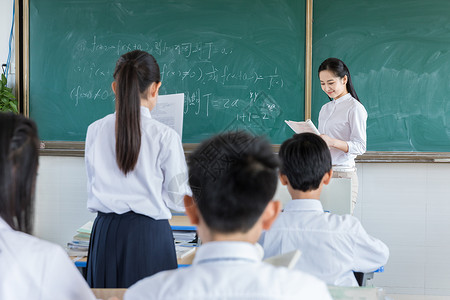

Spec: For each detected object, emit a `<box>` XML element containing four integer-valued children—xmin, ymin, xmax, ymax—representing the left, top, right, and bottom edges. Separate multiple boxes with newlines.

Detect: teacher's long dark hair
<box><xmin>113</xmin><ymin>50</ymin><xmax>161</xmax><ymax>174</ymax></box>
<box><xmin>318</xmin><ymin>58</ymin><xmax>360</xmax><ymax>102</ymax></box>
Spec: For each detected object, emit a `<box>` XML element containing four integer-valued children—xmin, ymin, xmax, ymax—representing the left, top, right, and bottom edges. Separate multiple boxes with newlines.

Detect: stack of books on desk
<box><xmin>173</xmin><ymin>230</ymin><xmax>197</xmax><ymax>245</ymax></box>
<box><xmin>67</xmin><ymin>221</ymin><xmax>93</xmax><ymax>257</ymax></box>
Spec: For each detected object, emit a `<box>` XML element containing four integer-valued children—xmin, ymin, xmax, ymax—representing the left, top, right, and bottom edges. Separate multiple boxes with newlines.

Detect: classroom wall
<box><xmin>0</xmin><ymin>0</ymin><xmax>15</xmax><ymax>87</ymax></box>
<box><xmin>0</xmin><ymin>1</ymin><xmax>13</xmax><ymax>64</ymax></box>
<box><xmin>34</xmin><ymin>156</ymin><xmax>450</xmax><ymax>296</ymax></box>
<box><xmin>4</xmin><ymin>1</ymin><xmax>450</xmax><ymax>296</ymax></box>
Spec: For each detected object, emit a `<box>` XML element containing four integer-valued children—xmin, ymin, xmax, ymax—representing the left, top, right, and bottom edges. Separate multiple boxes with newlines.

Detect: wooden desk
<box><xmin>327</xmin><ymin>286</ymin><xmax>385</xmax><ymax>300</ymax></box>
<box><xmin>90</xmin><ymin>286</ymin><xmax>384</xmax><ymax>300</ymax></box>
<box><xmin>169</xmin><ymin>214</ymin><xmax>196</xmax><ymax>230</ymax></box>
<box><xmin>92</xmin><ymin>288</ymin><xmax>126</xmax><ymax>300</ymax></box>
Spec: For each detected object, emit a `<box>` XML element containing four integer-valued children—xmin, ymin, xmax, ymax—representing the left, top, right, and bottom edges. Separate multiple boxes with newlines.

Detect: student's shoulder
<box><xmin>125</xmin><ymin>268</ymin><xmax>182</xmax><ymax>299</ymax></box>
<box><xmin>327</xmin><ymin>213</ymin><xmax>365</xmax><ymax>233</ymax></box>
<box><xmin>143</xmin><ymin>118</ymin><xmax>181</xmax><ymax>144</ymax></box>
<box><xmin>264</xmin><ymin>265</ymin><xmax>331</xmax><ymax>298</ymax></box>
<box><xmin>87</xmin><ymin>113</ymin><xmax>115</xmax><ymax>133</ymax></box>
<box><xmin>5</xmin><ymin>229</ymin><xmax>68</xmax><ymax>265</ymax></box>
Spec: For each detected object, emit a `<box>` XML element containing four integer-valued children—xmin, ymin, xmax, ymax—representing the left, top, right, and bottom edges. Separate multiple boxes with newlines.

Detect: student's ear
<box><xmin>279</xmin><ymin>173</ymin><xmax>289</xmax><ymax>186</ymax></box>
<box><xmin>342</xmin><ymin>75</ymin><xmax>348</xmax><ymax>85</ymax></box>
<box><xmin>111</xmin><ymin>81</ymin><xmax>117</xmax><ymax>95</ymax></box>
<box><xmin>184</xmin><ymin>195</ymin><xmax>200</xmax><ymax>225</ymax></box>
<box><xmin>323</xmin><ymin>169</ymin><xmax>333</xmax><ymax>186</ymax></box>
<box><xmin>150</xmin><ymin>81</ymin><xmax>162</xmax><ymax>97</ymax></box>
<box><xmin>261</xmin><ymin>200</ymin><xmax>281</xmax><ymax>230</ymax></box>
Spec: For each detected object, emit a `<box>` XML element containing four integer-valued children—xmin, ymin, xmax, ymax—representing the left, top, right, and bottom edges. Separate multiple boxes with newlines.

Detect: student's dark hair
<box><xmin>279</xmin><ymin>133</ymin><xmax>332</xmax><ymax>192</ymax></box>
<box><xmin>187</xmin><ymin>130</ymin><xmax>279</xmax><ymax>234</ymax></box>
<box><xmin>113</xmin><ymin>50</ymin><xmax>161</xmax><ymax>175</ymax></box>
<box><xmin>0</xmin><ymin>113</ymin><xmax>39</xmax><ymax>234</ymax></box>
<box><xmin>318</xmin><ymin>57</ymin><xmax>360</xmax><ymax>102</ymax></box>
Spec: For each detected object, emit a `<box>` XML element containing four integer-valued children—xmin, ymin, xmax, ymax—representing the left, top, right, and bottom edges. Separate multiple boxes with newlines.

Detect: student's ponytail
<box><xmin>115</xmin><ymin>61</ymin><xmax>142</xmax><ymax>175</ymax></box>
<box><xmin>318</xmin><ymin>58</ymin><xmax>360</xmax><ymax>102</ymax></box>
<box><xmin>113</xmin><ymin>50</ymin><xmax>161</xmax><ymax>175</ymax></box>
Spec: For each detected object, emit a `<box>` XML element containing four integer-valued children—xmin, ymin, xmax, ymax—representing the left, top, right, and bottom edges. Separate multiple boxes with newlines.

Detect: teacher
<box><xmin>317</xmin><ymin>58</ymin><xmax>367</xmax><ymax>213</ymax></box>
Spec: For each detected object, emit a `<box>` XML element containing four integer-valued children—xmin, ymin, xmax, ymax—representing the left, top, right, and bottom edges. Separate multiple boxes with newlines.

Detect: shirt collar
<box><xmin>140</xmin><ymin>106</ymin><xmax>152</xmax><ymax>118</ymax></box>
<box><xmin>0</xmin><ymin>217</ymin><xmax>13</xmax><ymax>232</ymax></box>
<box><xmin>113</xmin><ymin>106</ymin><xmax>152</xmax><ymax>118</ymax></box>
<box><xmin>333</xmin><ymin>93</ymin><xmax>352</xmax><ymax>103</ymax></box>
<box><xmin>193</xmin><ymin>241</ymin><xmax>264</xmax><ymax>265</ymax></box>
<box><xmin>283</xmin><ymin>199</ymin><xmax>324</xmax><ymax>212</ymax></box>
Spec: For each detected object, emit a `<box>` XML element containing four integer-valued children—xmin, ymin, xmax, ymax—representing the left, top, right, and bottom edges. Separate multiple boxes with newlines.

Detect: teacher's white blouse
<box><xmin>318</xmin><ymin>93</ymin><xmax>367</xmax><ymax>168</ymax></box>
<box><xmin>0</xmin><ymin>218</ymin><xmax>96</xmax><ymax>300</ymax></box>
<box><xmin>85</xmin><ymin>106</ymin><xmax>190</xmax><ymax>219</ymax></box>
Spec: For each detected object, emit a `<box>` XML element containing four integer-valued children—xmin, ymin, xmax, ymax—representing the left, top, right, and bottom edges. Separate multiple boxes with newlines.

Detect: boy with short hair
<box><xmin>261</xmin><ymin>132</ymin><xmax>389</xmax><ymax>286</ymax></box>
<box><xmin>125</xmin><ymin>131</ymin><xmax>332</xmax><ymax>299</ymax></box>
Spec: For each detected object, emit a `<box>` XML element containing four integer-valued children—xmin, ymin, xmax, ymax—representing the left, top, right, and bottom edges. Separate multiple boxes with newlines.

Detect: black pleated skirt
<box><xmin>86</xmin><ymin>211</ymin><xmax>178</xmax><ymax>288</ymax></box>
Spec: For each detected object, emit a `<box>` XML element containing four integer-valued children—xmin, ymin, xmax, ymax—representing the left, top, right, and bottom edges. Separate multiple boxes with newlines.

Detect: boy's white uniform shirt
<box><xmin>125</xmin><ymin>241</ymin><xmax>332</xmax><ymax>300</ymax></box>
<box><xmin>261</xmin><ymin>199</ymin><xmax>389</xmax><ymax>286</ymax></box>
<box><xmin>85</xmin><ymin>106</ymin><xmax>191</xmax><ymax>219</ymax></box>
<box><xmin>0</xmin><ymin>218</ymin><xmax>96</xmax><ymax>300</ymax></box>
<box><xmin>318</xmin><ymin>93</ymin><xmax>367</xmax><ymax>169</ymax></box>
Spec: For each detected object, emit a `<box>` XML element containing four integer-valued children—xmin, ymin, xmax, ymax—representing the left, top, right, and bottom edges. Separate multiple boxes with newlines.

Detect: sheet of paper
<box><xmin>284</xmin><ymin>119</ymin><xmax>320</xmax><ymax>135</ymax></box>
<box><xmin>152</xmin><ymin>93</ymin><xmax>185</xmax><ymax>138</ymax></box>
<box><xmin>263</xmin><ymin>250</ymin><xmax>301</xmax><ymax>269</ymax></box>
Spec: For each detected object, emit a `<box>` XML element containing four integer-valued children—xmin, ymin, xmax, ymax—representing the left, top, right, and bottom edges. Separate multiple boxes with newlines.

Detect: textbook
<box><xmin>263</xmin><ymin>250</ymin><xmax>301</xmax><ymax>269</ymax></box>
<box><xmin>284</xmin><ymin>119</ymin><xmax>320</xmax><ymax>135</ymax></box>
<box><xmin>66</xmin><ymin>221</ymin><xmax>93</xmax><ymax>258</ymax></box>
<box><xmin>77</xmin><ymin>221</ymin><xmax>93</xmax><ymax>234</ymax></box>
<box><xmin>175</xmin><ymin>245</ymin><xmax>196</xmax><ymax>259</ymax></box>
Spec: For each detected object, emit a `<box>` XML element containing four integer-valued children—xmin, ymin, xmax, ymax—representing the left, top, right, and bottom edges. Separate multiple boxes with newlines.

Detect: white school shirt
<box><xmin>261</xmin><ymin>200</ymin><xmax>389</xmax><ymax>286</ymax></box>
<box><xmin>125</xmin><ymin>241</ymin><xmax>332</xmax><ymax>300</ymax></box>
<box><xmin>318</xmin><ymin>93</ymin><xmax>367</xmax><ymax>168</ymax></box>
<box><xmin>0</xmin><ymin>218</ymin><xmax>96</xmax><ymax>300</ymax></box>
<box><xmin>85</xmin><ymin>106</ymin><xmax>190</xmax><ymax>219</ymax></box>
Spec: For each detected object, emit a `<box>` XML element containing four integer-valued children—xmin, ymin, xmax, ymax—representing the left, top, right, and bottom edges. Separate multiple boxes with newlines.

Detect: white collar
<box><xmin>193</xmin><ymin>241</ymin><xmax>264</xmax><ymax>265</ymax></box>
<box><xmin>283</xmin><ymin>199</ymin><xmax>324</xmax><ymax>212</ymax></box>
<box><xmin>332</xmin><ymin>93</ymin><xmax>352</xmax><ymax>103</ymax></box>
<box><xmin>140</xmin><ymin>106</ymin><xmax>152</xmax><ymax>118</ymax></box>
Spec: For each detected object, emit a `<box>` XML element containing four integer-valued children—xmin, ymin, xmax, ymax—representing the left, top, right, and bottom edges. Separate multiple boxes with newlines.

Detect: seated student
<box><xmin>0</xmin><ymin>113</ymin><xmax>96</xmax><ymax>300</ymax></box>
<box><xmin>125</xmin><ymin>131</ymin><xmax>332</xmax><ymax>300</ymax></box>
<box><xmin>261</xmin><ymin>132</ymin><xmax>389</xmax><ymax>286</ymax></box>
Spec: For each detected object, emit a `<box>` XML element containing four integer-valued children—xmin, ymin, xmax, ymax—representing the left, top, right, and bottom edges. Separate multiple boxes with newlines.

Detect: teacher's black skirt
<box><xmin>86</xmin><ymin>211</ymin><xmax>177</xmax><ymax>288</ymax></box>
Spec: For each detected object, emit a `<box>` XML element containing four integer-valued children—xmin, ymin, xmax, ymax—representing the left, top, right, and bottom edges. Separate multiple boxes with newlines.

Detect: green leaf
<box><xmin>4</xmin><ymin>91</ymin><xmax>14</xmax><ymax>99</ymax></box>
<box><xmin>10</xmin><ymin>102</ymin><xmax>18</xmax><ymax>113</ymax></box>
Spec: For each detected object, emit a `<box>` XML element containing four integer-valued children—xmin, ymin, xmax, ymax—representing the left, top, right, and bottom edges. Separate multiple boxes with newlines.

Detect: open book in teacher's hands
<box><xmin>284</xmin><ymin>119</ymin><xmax>320</xmax><ymax>135</ymax></box>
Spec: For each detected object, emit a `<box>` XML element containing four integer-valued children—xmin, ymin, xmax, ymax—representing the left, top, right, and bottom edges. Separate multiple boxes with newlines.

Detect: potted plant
<box><xmin>0</xmin><ymin>73</ymin><xmax>18</xmax><ymax>113</ymax></box>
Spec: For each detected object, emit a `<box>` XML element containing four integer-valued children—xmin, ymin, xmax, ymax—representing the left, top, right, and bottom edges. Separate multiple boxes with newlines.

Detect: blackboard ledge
<box><xmin>39</xmin><ymin>142</ymin><xmax>450</xmax><ymax>163</ymax></box>
<box><xmin>356</xmin><ymin>151</ymin><xmax>450</xmax><ymax>163</ymax></box>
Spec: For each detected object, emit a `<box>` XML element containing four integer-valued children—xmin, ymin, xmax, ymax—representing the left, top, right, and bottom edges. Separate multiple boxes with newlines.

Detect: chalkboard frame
<box><xmin>23</xmin><ymin>0</ymin><xmax>313</xmax><ymax>147</ymax></box>
<box><xmin>17</xmin><ymin>0</ymin><xmax>450</xmax><ymax>161</ymax></box>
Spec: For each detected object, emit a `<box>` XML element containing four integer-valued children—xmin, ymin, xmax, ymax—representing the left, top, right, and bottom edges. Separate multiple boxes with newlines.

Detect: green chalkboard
<box><xmin>29</xmin><ymin>0</ymin><xmax>305</xmax><ymax>143</ymax></box>
<box><xmin>312</xmin><ymin>0</ymin><xmax>450</xmax><ymax>152</ymax></box>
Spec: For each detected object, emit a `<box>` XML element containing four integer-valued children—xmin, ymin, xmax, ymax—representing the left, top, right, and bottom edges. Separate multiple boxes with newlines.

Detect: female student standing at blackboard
<box><xmin>0</xmin><ymin>113</ymin><xmax>96</xmax><ymax>300</ymax></box>
<box><xmin>85</xmin><ymin>50</ymin><xmax>190</xmax><ymax>288</ymax></box>
<box><xmin>317</xmin><ymin>58</ymin><xmax>367</xmax><ymax>213</ymax></box>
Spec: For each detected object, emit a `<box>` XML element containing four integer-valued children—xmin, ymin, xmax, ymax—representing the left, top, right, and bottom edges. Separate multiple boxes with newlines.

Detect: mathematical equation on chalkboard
<box><xmin>69</xmin><ymin>35</ymin><xmax>285</xmax><ymax>131</ymax></box>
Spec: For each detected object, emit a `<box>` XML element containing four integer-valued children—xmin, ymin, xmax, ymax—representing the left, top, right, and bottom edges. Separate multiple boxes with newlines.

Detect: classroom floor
<box><xmin>386</xmin><ymin>295</ymin><xmax>450</xmax><ymax>300</ymax></box>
